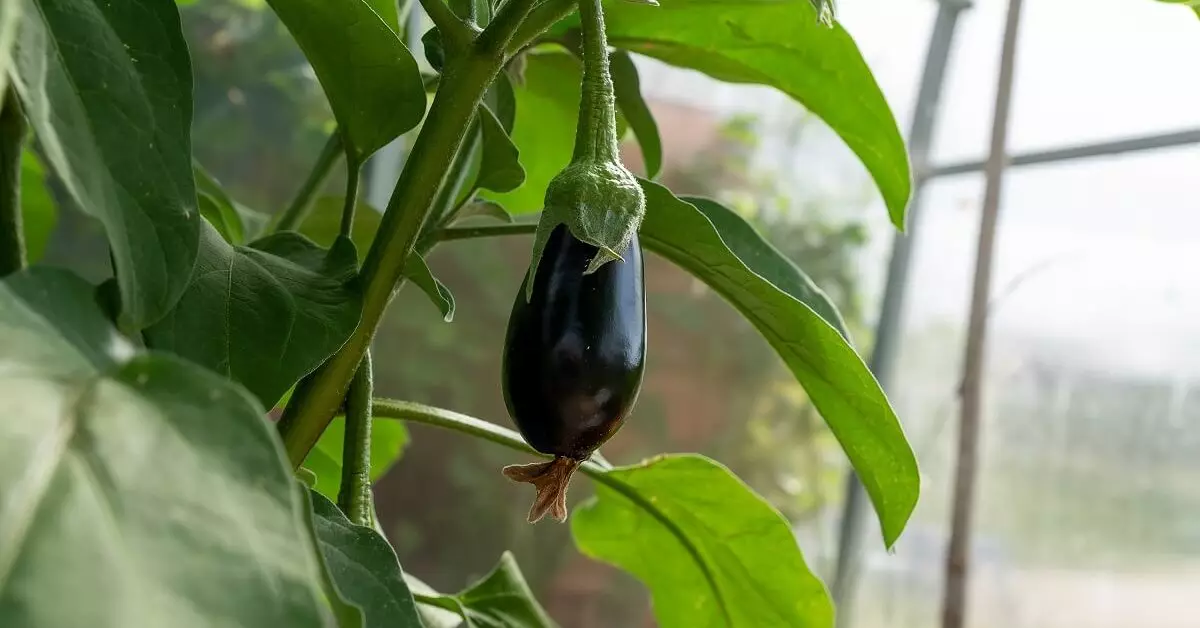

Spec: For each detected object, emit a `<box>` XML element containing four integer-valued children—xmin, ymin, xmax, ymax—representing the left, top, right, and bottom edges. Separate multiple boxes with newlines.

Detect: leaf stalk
<box><xmin>275</xmin><ymin>132</ymin><xmax>342</xmax><ymax>233</ymax></box>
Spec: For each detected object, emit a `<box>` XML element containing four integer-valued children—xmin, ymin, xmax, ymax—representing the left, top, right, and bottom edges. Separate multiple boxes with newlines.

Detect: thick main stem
<box><xmin>572</xmin><ymin>0</ymin><xmax>618</xmax><ymax>164</ymax></box>
<box><xmin>0</xmin><ymin>86</ymin><xmax>26</xmax><ymax>276</ymax></box>
<box><xmin>338</xmin><ymin>352</ymin><xmax>374</xmax><ymax>527</ymax></box>
<box><xmin>277</xmin><ymin>0</ymin><xmax>541</xmax><ymax>467</ymax></box>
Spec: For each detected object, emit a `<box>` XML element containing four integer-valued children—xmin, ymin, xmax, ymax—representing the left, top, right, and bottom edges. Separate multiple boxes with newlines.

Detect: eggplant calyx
<box><xmin>502</xmin><ymin>456</ymin><xmax>584</xmax><ymax>523</ymax></box>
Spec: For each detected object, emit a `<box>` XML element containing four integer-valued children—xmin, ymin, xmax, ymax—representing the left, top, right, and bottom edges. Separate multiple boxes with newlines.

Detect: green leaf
<box><xmin>572</xmin><ymin>455</ymin><xmax>831</xmax><ymax>628</ymax></box>
<box><xmin>639</xmin><ymin>182</ymin><xmax>917</xmax><ymax>546</ymax></box>
<box><xmin>680</xmin><ymin>196</ymin><xmax>849</xmax><ymax>341</ymax></box>
<box><xmin>364</xmin><ymin>0</ymin><xmax>401</xmax><ymax>34</ymax></box>
<box><xmin>486</xmin><ymin>74</ymin><xmax>517</xmax><ymax>133</ymax></box>
<box><xmin>414</xmin><ymin>552</ymin><xmax>558</xmax><ymax>628</ymax></box>
<box><xmin>308</xmin><ymin>490</ymin><xmax>424</xmax><ymax>628</ymax></box>
<box><xmin>475</xmin><ymin>104</ymin><xmax>526</xmax><ymax>193</ymax></box>
<box><xmin>404</xmin><ymin>252</ymin><xmax>456</xmax><ymax>322</ymax></box>
<box><xmin>194</xmin><ymin>163</ymin><xmax>270</xmax><ymax>244</ymax></box>
<box><xmin>305</xmin><ymin>416</ymin><xmax>410</xmax><ymax>502</ymax></box>
<box><xmin>610</xmin><ymin>51</ymin><xmax>662</xmax><ymax>179</ymax></box>
<box><xmin>144</xmin><ymin>223</ymin><xmax>364</xmax><ymax>408</ymax></box>
<box><xmin>298</xmin><ymin>197</ymin><xmax>454</xmax><ymax>322</ymax></box>
<box><xmin>12</xmin><ymin>0</ymin><xmax>201</xmax><ymax>328</ymax></box>
<box><xmin>0</xmin><ymin>267</ymin><xmax>329</xmax><ymax>627</ymax></box>
<box><xmin>0</xmin><ymin>0</ymin><xmax>17</xmax><ymax>100</ymax></box>
<box><xmin>578</xmin><ymin>0</ymin><xmax>911</xmax><ymax>228</ymax></box>
<box><xmin>20</xmin><ymin>150</ymin><xmax>55</xmax><ymax>263</ymax></box>
<box><xmin>267</xmin><ymin>0</ymin><xmax>425</xmax><ymax>160</ymax></box>
<box><xmin>455</xmin><ymin>200</ymin><xmax>513</xmax><ymax>224</ymax></box>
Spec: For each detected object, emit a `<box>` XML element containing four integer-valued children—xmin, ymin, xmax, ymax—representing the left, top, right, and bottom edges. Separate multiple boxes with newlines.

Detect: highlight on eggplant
<box><xmin>501</xmin><ymin>224</ymin><xmax>646</xmax><ymax>523</ymax></box>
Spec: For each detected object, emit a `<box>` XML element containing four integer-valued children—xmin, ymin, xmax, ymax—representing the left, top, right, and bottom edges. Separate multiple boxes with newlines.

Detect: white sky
<box><xmin>640</xmin><ymin>0</ymin><xmax>1200</xmax><ymax>378</ymax></box>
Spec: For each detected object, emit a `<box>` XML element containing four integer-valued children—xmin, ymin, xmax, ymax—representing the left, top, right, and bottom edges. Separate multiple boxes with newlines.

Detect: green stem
<box><xmin>572</xmin><ymin>0</ymin><xmax>618</xmax><ymax>164</ymax></box>
<box><xmin>508</xmin><ymin>0</ymin><xmax>578</xmax><ymax>55</ymax></box>
<box><xmin>430</xmin><ymin>117</ymin><xmax>480</xmax><ymax>228</ymax></box>
<box><xmin>338</xmin><ymin>352</ymin><xmax>374</xmax><ymax>526</ymax></box>
<box><xmin>436</xmin><ymin>222</ymin><xmax>535</xmax><ymax>242</ymax></box>
<box><xmin>277</xmin><ymin>0</ymin><xmax>541</xmax><ymax>468</ymax></box>
<box><xmin>0</xmin><ymin>86</ymin><xmax>26</xmax><ymax>276</ymax></box>
<box><xmin>339</xmin><ymin>156</ymin><xmax>362</xmax><ymax>239</ymax></box>
<box><xmin>420</xmin><ymin>0</ymin><xmax>473</xmax><ymax>52</ymax></box>
<box><xmin>275</xmin><ymin>132</ymin><xmax>342</xmax><ymax>233</ymax></box>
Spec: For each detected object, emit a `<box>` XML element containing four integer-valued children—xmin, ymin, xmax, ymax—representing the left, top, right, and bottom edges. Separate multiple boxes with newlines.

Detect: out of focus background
<box><xmin>42</xmin><ymin>0</ymin><xmax>1200</xmax><ymax>626</ymax></box>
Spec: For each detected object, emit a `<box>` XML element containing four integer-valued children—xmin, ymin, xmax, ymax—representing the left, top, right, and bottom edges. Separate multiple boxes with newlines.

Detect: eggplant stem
<box><xmin>502</xmin><ymin>456</ymin><xmax>582</xmax><ymax>523</ymax></box>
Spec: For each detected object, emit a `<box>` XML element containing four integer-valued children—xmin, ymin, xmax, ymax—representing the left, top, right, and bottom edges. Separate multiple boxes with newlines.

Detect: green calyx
<box><xmin>522</xmin><ymin>0</ymin><xmax>645</xmax><ymax>300</ymax></box>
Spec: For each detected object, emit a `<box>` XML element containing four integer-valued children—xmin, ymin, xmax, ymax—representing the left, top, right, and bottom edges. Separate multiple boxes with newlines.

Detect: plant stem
<box><xmin>277</xmin><ymin>0</ymin><xmax>541</xmax><ymax>468</ymax></box>
<box><xmin>339</xmin><ymin>157</ymin><xmax>362</xmax><ymax>239</ymax></box>
<box><xmin>430</xmin><ymin>117</ymin><xmax>480</xmax><ymax>227</ymax></box>
<box><xmin>0</xmin><ymin>86</ymin><xmax>26</xmax><ymax>277</ymax></box>
<box><xmin>275</xmin><ymin>132</ymin><xmax>341</xmax><ymax>233</ymax></box>
<box><xmin>508</xmin><ymin>0</ymin><xmax>578</xmax><ymax>55</ymax></box>
<box><xmin>420</xmin><ymin>0</ymin><xmax>473</xmax><ymax>52</ymax></box>
<box><xmin>338</xmin><ymin>352</ymin><xmax>374</xmax><ymax>527</ymax></box>
<box><xmin>572</xmin><ymin>0</ymin><xmax>618</xmax><ymax>164</ymax></box>
<box><xmin>436</xmin><ymin>222</ymin><xmax>535</xmax><ymax>242</ymax></box>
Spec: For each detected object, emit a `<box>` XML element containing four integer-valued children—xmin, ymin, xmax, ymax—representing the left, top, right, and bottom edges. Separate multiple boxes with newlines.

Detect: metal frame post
<box><xmin>830</xmin><ymin>1</ymin><xmax>972</xmax><ymax>624</ymax></box>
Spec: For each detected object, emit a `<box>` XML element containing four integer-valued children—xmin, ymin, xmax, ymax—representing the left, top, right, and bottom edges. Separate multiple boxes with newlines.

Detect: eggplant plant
<box><xmin>0</xmin><ymin>0</ymin><xmax>919</xmax><ymax>625</ymax></box>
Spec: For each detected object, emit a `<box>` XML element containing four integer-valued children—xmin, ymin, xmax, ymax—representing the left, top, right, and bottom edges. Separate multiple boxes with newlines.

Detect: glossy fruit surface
<box><xmin>502</xmin><ymin>224</ymin><xmax>646</xmax><ymax>461</ymax></box>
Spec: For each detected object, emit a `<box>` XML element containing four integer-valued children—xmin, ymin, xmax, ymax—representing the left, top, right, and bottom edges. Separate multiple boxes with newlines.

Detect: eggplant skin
<box><xmin>503</xmin><ymin>225</ymin><xmax>647</xmax><ymax>461</ymax></box>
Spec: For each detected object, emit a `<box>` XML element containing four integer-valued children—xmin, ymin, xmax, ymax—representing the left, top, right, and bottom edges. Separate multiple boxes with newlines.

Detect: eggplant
<box><xmin>501</xmin><ymin>224</ymin><xmax>646</xmax><ymax>522</ymax></box>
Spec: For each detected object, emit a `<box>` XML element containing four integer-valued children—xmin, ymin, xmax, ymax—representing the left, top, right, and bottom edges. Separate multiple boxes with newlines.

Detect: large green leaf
<box><xmin>144</xmin><ymin>223</ymin><xmax>363</xmax><ymax>408</ymax></box>
<box><xmin>610</xmin><ymin>50</ymin><xmax>662</xmax><ymax>179</ymax></box>
<box><xmin>267</xmin><ymin>0</ymin><xmax>425</xmax><ymax>161</ymax></box>
<box><xmin>0</xmin><ymin>267</ymin><xmax>328</xmax><ymax>627</ymax></box>
<box><xmin>414</xmin><ymin>552</ymin><xmax>558</xmax><ymax>628</ymax></box>
<box><xmin>0</xmin><ymin>0</ymin><xmax>17</xmax><ymax>101</ymax></box>
<box><xmin>20</xmin><ymin>150</ymin><xmax>55</xmax><ymax>263</ymax></box>
<box><xmin>573</xmin><ymin>455</ymin><xmax>832</xmax><ymax>628</ymax></box>
<box><xmin>680</xmin><ymin>196</ymin><xmax>849</xmax><ymax>341</ymax></box>
<box><xmin>11</xmin><ymin>0</ymin><xmax>201</xmax><ymax>328</ymax></box>
<box><xmin>308</xmin><ymin>491</ymin><xmax>423</xmax><ymax>628</ymax></box>
<box><xmin>561</xmin><ymin>0</ymin><xmax>912</xmax><ymax>228</ymax></box>
<box><xmin>639</xmin><ymin>182</ymin><xmax>917</xmax><ymax>546</ymax></box>
<box><xmin>305</xmin><ymin>416</ymin><xmax>410</xmax><ymax>503</ymax></box>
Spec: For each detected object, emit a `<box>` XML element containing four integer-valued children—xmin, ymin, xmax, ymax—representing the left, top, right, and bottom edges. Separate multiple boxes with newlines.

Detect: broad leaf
<box><xmin>486</xmin><ymin>74</ymin><xmax>517</xmax><ymax>133</ymax></box>
<box><xmin>639</xmin><ymin>182</ymin><xmax>917</xmax><ymax>546</ymax></box>
<box><xmin>0</xmin><ymin>267</ymin><xmax>328</xmax><ymax>627</ymax></box>
<box><xmin>562</xmin><ymin>0</ymin><xmax>912</xmax><ymax>228</ymax></box>
<box><xmin>144</xmin><ymin>223</ymin><xmax>363</xmax><ymax>408</ymax></box>
<box><xmin>364</xmin><ymin>0</ymin><xmax>401</xmax><ymax>34</ymax></box>
<box><xmin>680</xmin><ymin>196</ymin><xmax>849</xmax><ymax>341</ymax></box>
<box><xmin>610</xmin><ymin>51</ymin><xmax>662</xmax><ymax>179</ymax></box>
<box><xmin>267</xmin><ymin>0</ymin><xmax>425</xmax><ymax>160</ymax></box>
<box><xmin>308</xmin><ymin>491</ymin><xmax>423</xmax><ymax>628</ymax></box>
<box><xmin>414</xmin><ymin>552</ymin><xmax>557</xmax><ymax>628</ymax></box>
<box><xmin>12</xmin><ymin>0</ymin><xmax>201</xmax><ymax>327</ymax></box>
<box><xmin>299</xmin><ymin>197</ymin><xmax>455</xmax><ymax>321</ymax></box>
<box><xmin>20</xmin><ymin>150</ymin><xmax>55</xmax><ymax>263</ymax></box>
<box><xmin>0</xmin><ymin>0</ymin><xmax>17</xmax><ymax>100</ymax></box>
<box><xmin>572</xmin><ymin>455</ymin><xmax>831</xmax><ymax>628</ymax></box>
<box><xmin>305</xmin><ymin>416</ymin><xmax>410</xmax><ymax>502</ymax></box>
<box><xmin>475</xmin><ymin>104</ymin><xmax>525</xmax><ymax>193</ymax></box>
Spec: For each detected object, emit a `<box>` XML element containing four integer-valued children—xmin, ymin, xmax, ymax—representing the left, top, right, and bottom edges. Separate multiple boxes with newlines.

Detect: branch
<box><xmin>275</xmin><ymin>131</ymin><xmax>342</xmax><ymax>233</ymax></box>
<box><xmin>435</xmin><ymin>222</ymin><xmax>536</xmax><ymax>242</ymax></box>
<box><xmin>277</xmin><ymin>0</ymin><xmax>543</xmax><ymax>467</ymax></box>
<box><xmin>337</xmin><ymin>352</ymin><xmax>374</xmax><ymax>527</ymax></box>
<box><xmin>419</xmin><ymin>0</ymin><xmax>473</xmax><ymax>52</ymax></box>
<box><xmin>0</xmin><ymin>86</ymin><xmax>27</xmax><ymax>276</ymax></box>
